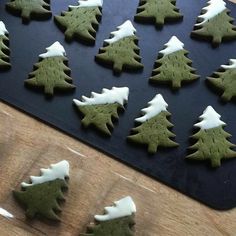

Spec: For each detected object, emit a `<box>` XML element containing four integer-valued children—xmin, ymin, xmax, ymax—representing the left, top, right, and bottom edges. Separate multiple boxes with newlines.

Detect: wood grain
<box><xmin>0</xmin><ymin>102</ymin><xmax>235</xmax><ymax>235</ymax></box>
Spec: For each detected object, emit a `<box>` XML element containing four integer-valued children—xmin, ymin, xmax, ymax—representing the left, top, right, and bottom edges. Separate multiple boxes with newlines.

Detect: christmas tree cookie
<box><xmin>95</xmin><ymin>20</ymin><xmax>143</xmax><ymax>74</ymax></box>
<box><xmin>80</xmin><ymin>196</ymin><xmax>136</xmax><ymax>236</ymax></box>
<box><xmin>25</xmin><ymin>41</ymin><xmax>76</xmax><ymax>96</ymax></box>
<box><xmin>0</xmin><ymin>21</ymin><xmax>10</xmax><ymax>70</ymax></box>
<box><xmin>5</xmin><ymin>0</ymin><xmax>51</xmax><ymax>23</ymax></box>
<box><xmin>149</xmin><ymin>36</ymin><xmax>199</xmax><ymax>90</ymax></box>
<box><xmin>127</xmin><ymin>94</ymin><xmax>178</xmax><ymax>154</ymax></box>
<box><xmin>13</xmin><ymin>160</ymin><xmax>69</xmax><ymax>221</ymax></box>
<box><xmin>73</xmin><ymin>87</ymin><xmax>129</xmax><ymax>136</ymax></box>
<box><xmin>187</xmin><ymin>106</ymin><xmax>236</xmax><ymax>167</ymax></box>
<box><xmin>54</xmin><ymin>0</ymin><xmax>103</xmax><ymax>44</ymax></box>
<box><xmin>134</xmin><ymin>0</ymin><xmax>183</xmax><ymax>27</ymax></box>
<box><xmin>207</xmin><ymin>59</ymin><xmax>236</xmax><ymax>102</ymax></box>
<box><xmin>191</xmin><ymin>0</ymin><xmax>236</xmax><ymax>47</ymax></box>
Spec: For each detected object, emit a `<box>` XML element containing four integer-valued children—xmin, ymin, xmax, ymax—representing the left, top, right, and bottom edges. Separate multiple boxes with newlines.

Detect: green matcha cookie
<box><xmin>73</xmin><ymin>87</ymin><xmax>129</xmax><ymax>136</ymax></box>
<box><xmin>25</xmin><ymin>41</ymin><xmax>76</xmax><ymax>96</ymax></box>
<box><xmin>207</xmin><ymin>59</ymin><xmax>236</xmax><ymax>102</ymax></box>
<box><xmin>149</xmin><ymin>36</ymin><xmax>199</xmax><ymax>90</ymax></box>
<box><xmin>186</xmin><ymin>106</ymin><xmax>236</xmax><ymax>167</ymax></box>
<box><xmin>95</xmin><ymin>20</ymin><xmax>143</xmax><ymax>74</ymax></box>
<box><xmin>191</xmin><ymin>0</ymin><xmax>236</xmax><ymax>47</ymax></box>
<box><xmin>0</xmin><ymin>21</ymin><xmax>10</xmax><ymax>70</ymax></box>
<box><xmin>54</xmin><ymin>0</ymin><xmax>103</xmax><ymax>44</ymax></box>
<box><xmin>81</xmin><ymin>196</ymin><xmax>136</xmax><ymax>236</ymax></box>
<box><xmin>134</xmin><ymin>0</ymin><xmax>183</xmax><ymax>27</ymax></box>
<box><xmin>5</xmin><ymin>0</ymin><xmax>51</xmax><ymax>23</ymax></box>
<box><xmin>127</xmin><ymin>94</ymin><xmax>178</xmax><ymax>154</ymax></box>
<box><xmin>13</xmin><ymin>160</ymin><xmax>69</xmax><ymax>221</ymax></box>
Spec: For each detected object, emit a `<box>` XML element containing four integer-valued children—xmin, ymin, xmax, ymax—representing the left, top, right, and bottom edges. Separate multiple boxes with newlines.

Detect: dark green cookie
<box><xmin>81</xmin><ymin>215</ymin><xmax>135</xmax><ymax>236</ymax></box>
<box><xmin>25</xmin><ymin>43</ymin><xmax>76</xmax><ymax>96</ymax></box>
<box><xmin>54</xmin><ymin>4</ymin><xmax>102</xmax><ymax>44</ymax></box>
<box><xmin>149</xmin><ymin>43</ymin><xmax>199</xmax><ymax>89</ymax></box>
<box><xmin>191</xmin><ymin>8</ymin><xmax>236</xmax><ymax>47</ymax></box>
<box><xmin>13</xmin><ymin>179</ymin><xmax>68</xmax><ymax>221</ymax></box>
<box><xmin>128</xmin><ymin>111</ymin><xmax>178</xmax><ymax>154</ymax></box>
<box><xmin>187</xmin><ymin>126</ymin><xmax>236</xmax><ymax>168</ymax></box>
<box><xmin>207</xmin><ymin>60</ymin><xmax>236</xmax><ymax>102</ymax></box>
<box><xmin>0</xmin><ymin>33</ymin><xmax>11</xmax><ymax>70</ymax></box>
<box><xmin>5</xmin><ymin>0</ymin><xmax>51</xmax><ymax>23</ymax></box>
<box><xmin>134</xmin><ymin>0</ymin><xmax>183</xmax><ymax>27</ymax></box>
<box><xmin>76</xmin><ymin>103</ymin><xmax>123</xmax><ymax>136</ymax></box>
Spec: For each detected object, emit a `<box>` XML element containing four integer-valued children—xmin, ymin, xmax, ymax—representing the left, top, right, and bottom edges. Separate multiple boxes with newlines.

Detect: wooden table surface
<box><xmin>1</xmin><ymin>1</ymin><xmax>236</xmax><ymax>235</ymax></box>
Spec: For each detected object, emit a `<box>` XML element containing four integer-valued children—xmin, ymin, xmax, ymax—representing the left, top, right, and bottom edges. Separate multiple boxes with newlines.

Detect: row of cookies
<box><xmin>5</xmin><ymin>0</ymin><xmax>236</xmax><ymax>47</ymax></box>
<box><xmin>73</xmin><ymin>87</ymin><xmax>236</xmax><ymax>168</ymax></box>
<box><xmin>0</xmin><ymin>21</ymin><xmax>235</xmax><ymax>101</ymax></box>
<box><xmin>11</xmin><ymin>159</ymin><xmax>136</xmax><ymax>234</ymax></box>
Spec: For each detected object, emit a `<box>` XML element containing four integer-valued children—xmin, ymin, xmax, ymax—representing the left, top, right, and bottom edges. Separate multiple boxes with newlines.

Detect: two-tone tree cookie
<box><xmin>191</xmin><ymin>0</ymin><xmax>236</xmax><ymax>47</ymax></box>
<box><xmin>149</xmin><ymin>36</ymin><xmax>199</xmax><ymax>89</ymax></box>
<box><xmin>54</xmin><ymin>0</ymin><xmax>103</xmax><ymax>44</ymax></box>
<box><xmin>25</xmin><ymin>41</ymin><xmax>76</xmax><ymax>96</ymax></box>
<box><xmin>13</xmin><ymin>160</ymin><xmax>70</xmax><ymax>221</ymax></box>
<box><xmin>207</xmin><ymin>59</ymin><xmax>236</xmax><ymax>102</ymax></box>
<box><xmin>95</xmin><ymin>20</ymin><xmax>143</xmax><ymax>74</ymax></box>
<box><xmin>134</xmin><ymin>0</ymin><xmax>183</xmax><ymax>27</ymax></box>
<box><xmin>0</xmin><ymin>21</ymin><xmax>11</xmax><ymax>70</ymax></box>
<box><xmin>5</xmin><ymin>0</ymin><xmax>51</xmax><ymax>23</ymax></box>
<box><xmin>73</xmin><ymin>87</ymin><xmax>129</xmax><ymax>136</ymax></box>
<box><xmin>80</xmin><ymin>196</ymin><xmax>136</xmax><ymax>236</ymax></box>
<box><xmin>186</xmin><ymin>106</ymin><xmax>236</xmax><ymax>167</ymax></box>
<box><xmin>127</xmin><ymin>94</ymin><xmax>178</xmax><ymax>154</ymax></box>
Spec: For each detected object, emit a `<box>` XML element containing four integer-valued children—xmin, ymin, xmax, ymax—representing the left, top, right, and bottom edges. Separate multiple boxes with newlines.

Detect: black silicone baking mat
<box><xmin>1</xmin><ymin>0</ymin><xmax>236</xmax><ymax>210</ymax></box>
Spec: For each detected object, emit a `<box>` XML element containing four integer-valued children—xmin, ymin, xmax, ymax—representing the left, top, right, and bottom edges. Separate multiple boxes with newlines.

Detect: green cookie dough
<box><xmin>5</xmin><ymin>0</ymin><xmax>51</xmax><ymax>23</ymax></box>
<box><xmin>96</xmin><ymin>35</ymin><xmax>143</xmax><ymax>74</ymax></box>
<box><xmin>0</xmin><ymin>34</ymin><xmax>11</xmax><ymax>70</ymax></box>
<box><xmin>149</xmin><ymin>41</ymin><xmax>199</xmax><ymax>89</ymax></box>
<box><xmin>134</xmin><ymin>0</ymin><xmax>183</xmax><ymax>27</ymax></box>
<box><xmin>128</xmin><ymin>111</ymin><xmax>178</xmax><ymax>154</ymax></box>
<box><xmin>13</xmin><ymin>179</ymin><xmax>68</xmax><ymax>221</ymax></box>
<box><xmin>76</xmin><ymin>103</ymin><xmax>123</xmax><ymax>136</ymax></box>
<box><xmin>191</xmin><ymin>7</ymin><xmax>236</xmax><ymax>46</ymax></box>
<box><xmin>207</xmin><ymin>60</ymin><xmax>236</xmax><ymax>102</ymax></box>
<box><xmin>54</xmin><ymin>5</ymin><xmax>102</xmax><ymax>44</ymax></box>
<box><xmin>81</xmin><ymin>215</ymin><xmax>135</xmax><ymax>236</ymax></box>
<box><xmin>25</xmin><ymin>56</ymin><xmax>75</xmax><ymax>96</ymax></box>
<box><xmin>187</xmin><ymin>126</ymin><xmax>236</xmax><ymax>168</ymax></box>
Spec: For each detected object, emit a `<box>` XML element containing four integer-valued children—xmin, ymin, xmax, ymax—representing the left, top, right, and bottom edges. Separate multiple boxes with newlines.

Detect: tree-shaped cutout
<box><xmin>13</xmin><ymin>160</ymin><xmax>70</xmax><ymax>221</ymax></box>
<box><xmin>80</xmin><ymin>196</ymin><xmax>136</xmax><ymax>236</ymax></box>
<box><xmin>149</xmin><ymin>36</ymin><xmax>199</xmax><ymax>89</ymax></box>
<box><xmin>54</xmin><ymin>0</ymin><xmax>103</xmax><ymax>44</ymax></box>
<box><xmin>5</xmin><ymin>0</ymin><xmax>51</xmax><ymax>23</ymax></box>
<box><xmin>207</xmin><ymin>59</ymin><xmax>236</xmax><ymax>102</ymax></box>
<box><xmin>25</xmin><ymin>41</ymin><xmax>76</xmax><ymax>96</ymax></box>
<box><xmin>127</xmin><ymin>94</ymin><xmax>178</xmax><ymax>154</ymax></box>
<box><xmin>134</xmin><ymin>0</ymin><xmax>183</xmax><ymax>27</ymax></box>
<box><xmin>186</xmin><ymin>106</ymin><xmax>236</xmax><ymax>167</ymax></box>
<box><xmin>0</xmin><ymin>21</ymin><xmax>10</xmax><ymax>70</ymax></box>
<box><xmin>95</xmin><ymin>20</ymin><xmax>143</xmax><ymax>74</ymax></box>
<box><xmin>191</xmin><ymin>0</ymin><xmax>236</xmax><ymax>47</ymax></box>
<box><xmin>73</xmin><ymin>87</ymin><xmax>129</xmax><ymax>136</ymax></box>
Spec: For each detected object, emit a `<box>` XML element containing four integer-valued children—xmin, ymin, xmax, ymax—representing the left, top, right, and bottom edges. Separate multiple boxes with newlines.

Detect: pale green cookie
<box><xmin>191</xmin><ymin>0</ymin><xmax>236</xmax><ymax>46</ymax></box>
<box><xmin>127</xmin><ymin>94</ymin><xmax>178</xmax><ymax>154</ymax></box>
<box><xmin>96</xmin><ymin>20</ymin><xmax>143</xmax><ymax>74</ymax></box>
<box><xmin>0</xmin><ymin>21</ymin><xmax>10</xmax><ymax>70</ymax></box>
<box><xmin>5</xmin><ymin>0</ymin><xmax>51</xmax><ymax>23</ymax></box>
<box><xmin>54</xmin><ymin>0</ymin><xmax>103</xmax><ymax>44</ymax></box>
<box><xmin>207</xmin><ymin>59</ymin><xmax>236</xmax><ymax>102</ymax></box>
<box><xmin>135</xmin><ymin>0</ymin><xmax>183</xmax><ymax>27</ymax></box>
<box><xmin>73</xmin><ymin>87</ymin><xmax>129</xmax><ymax>136</ymax></box>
